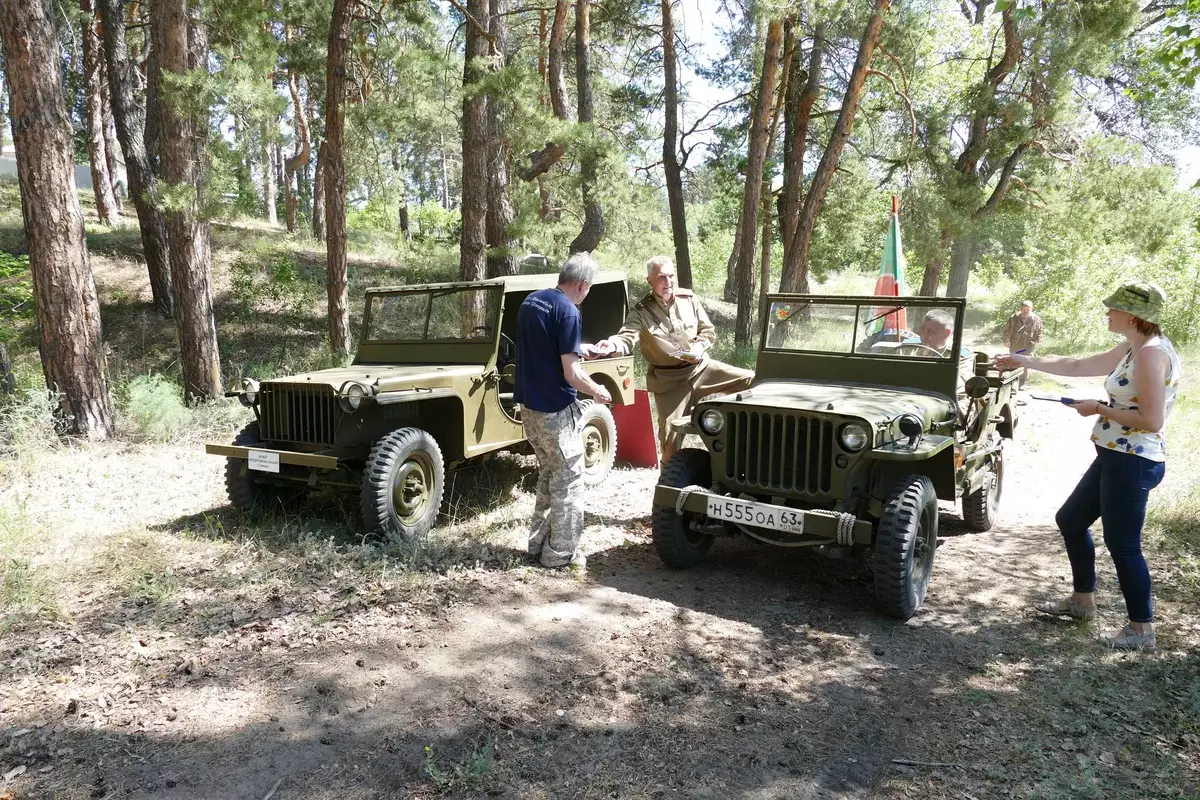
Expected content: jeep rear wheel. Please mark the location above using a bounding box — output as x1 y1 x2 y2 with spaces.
362 427 445 542
874 475 938 621
652 448 717 568
225 421 292 515
579 400 617 487
962 448 1004 532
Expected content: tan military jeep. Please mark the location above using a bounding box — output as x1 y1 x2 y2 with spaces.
652 295 1018 620
207 272 635 540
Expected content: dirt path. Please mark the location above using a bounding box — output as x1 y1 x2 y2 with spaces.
3 377 1197 799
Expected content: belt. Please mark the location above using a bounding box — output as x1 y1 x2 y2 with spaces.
650 362 693 370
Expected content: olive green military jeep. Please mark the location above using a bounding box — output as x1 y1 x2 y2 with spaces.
651 294 1018 620
207 272 635 540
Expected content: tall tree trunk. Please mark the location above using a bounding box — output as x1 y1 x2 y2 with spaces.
261 129 278 224
144 15 162 174
548 0 571 121
780 21 825 266
946 233 974 298
486 0 517 278
0 0 115 436
569 0 604 254
733 18 782 346
537 9 548 106
780 0 890 293
155 0 221 402
722 216 743 302
439 132 449 208
98 0 173 316
100 65 123 212
324 0 353 357
661 0 691 287
284 67 311 234
919 228 952 296
459 0 489 281
312 141 326 241
81 0 120 227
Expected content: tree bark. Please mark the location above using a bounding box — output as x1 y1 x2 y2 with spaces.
0 0 115 436
733 18 782 346
486 0 517 278
722 215 743 302
155 0 221 402
261 129 278 224
459 0 489 281
569 0 605 254
324 0 353 356
548 0 571 121
81 0 120 227
919 228 953 296
780 21 825 267
661 0 691 288
98 0 173 316
312 141 326 241
99 63 123 211
537 9 548 106
284 67 311 234
945 233 975 298
780 0 890 293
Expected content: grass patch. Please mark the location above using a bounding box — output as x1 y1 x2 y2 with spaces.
121 373 191 441
424 739 495 793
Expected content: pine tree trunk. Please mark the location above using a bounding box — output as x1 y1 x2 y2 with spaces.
548 0 571 121
312 141 326 241
459 0 489 281
661 0 691 288
144 18 162 173
81 0 120 227
484 0 517 278
99 65 123 212
284 67 311 234
155 0 221 402
780 21 825 273
0 0 115 437
324 0 353 357
722 216 743 302
919 228 953 295
569 0 605 254
946 233 974 298
733 18 782 347
97 0 173 316
780 0 889 293
262 129 278 224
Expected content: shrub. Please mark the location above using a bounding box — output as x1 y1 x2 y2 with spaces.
123 374 189 441
0 388 59 467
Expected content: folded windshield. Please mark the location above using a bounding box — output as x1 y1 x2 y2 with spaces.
766 300 968 361
365 287 500 343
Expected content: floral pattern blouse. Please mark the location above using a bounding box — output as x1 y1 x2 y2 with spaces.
1091 337 1181 462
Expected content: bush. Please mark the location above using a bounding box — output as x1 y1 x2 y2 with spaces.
0 388 59 467
411 201 459 242
123 374 189 441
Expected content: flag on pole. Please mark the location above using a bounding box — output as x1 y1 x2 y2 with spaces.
868 196 908 335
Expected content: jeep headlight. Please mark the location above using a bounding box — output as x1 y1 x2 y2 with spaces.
698 408 724 435
839 422 869 452
238 378 260 408
338 381 371 414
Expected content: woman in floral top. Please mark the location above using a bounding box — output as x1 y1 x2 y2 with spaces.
995 281 1181 652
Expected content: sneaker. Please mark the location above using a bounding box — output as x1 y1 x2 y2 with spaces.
542 553 587 571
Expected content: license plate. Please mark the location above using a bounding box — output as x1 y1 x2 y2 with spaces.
248 449 280 473
705 496 804 534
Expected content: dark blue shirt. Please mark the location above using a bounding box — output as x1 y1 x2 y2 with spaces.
514 287 582 413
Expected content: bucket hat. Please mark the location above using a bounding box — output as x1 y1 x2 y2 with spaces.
1102 280 1165 325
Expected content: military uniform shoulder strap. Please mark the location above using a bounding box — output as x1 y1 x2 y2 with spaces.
675 289 695 297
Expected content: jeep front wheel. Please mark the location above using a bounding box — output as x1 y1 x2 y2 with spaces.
962 448 1004 532
225 421 291 515
361 427 445 542
652 448 716 568
873 475 938 621
579 400 617 487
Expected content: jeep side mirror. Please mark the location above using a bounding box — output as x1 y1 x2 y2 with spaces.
965 375 990 399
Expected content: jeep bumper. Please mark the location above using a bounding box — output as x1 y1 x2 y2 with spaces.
205 444 340 470
652 485 874 544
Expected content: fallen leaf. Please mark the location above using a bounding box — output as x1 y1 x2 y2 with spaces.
2 764 26 781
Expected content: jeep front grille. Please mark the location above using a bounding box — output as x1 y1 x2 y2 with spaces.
259 382 339 446
724 410 834 494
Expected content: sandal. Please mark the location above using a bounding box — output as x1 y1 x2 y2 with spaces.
1034 597 1097 621
1103 625 1157 653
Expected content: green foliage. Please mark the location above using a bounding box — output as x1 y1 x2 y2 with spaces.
0 252 33 336
424 740 494 792
0 388 60 467
122 375 190 441
230 251 312 317
409 201 459 242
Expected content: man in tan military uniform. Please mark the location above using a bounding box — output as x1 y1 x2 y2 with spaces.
585 256 752 463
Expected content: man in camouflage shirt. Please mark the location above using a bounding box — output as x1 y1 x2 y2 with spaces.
1002 300 1044 388
586 256 752 463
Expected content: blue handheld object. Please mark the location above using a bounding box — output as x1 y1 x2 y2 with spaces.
1060 397 1076 405
1014 349 1027 354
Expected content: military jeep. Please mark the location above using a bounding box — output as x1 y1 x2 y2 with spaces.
207 271 635 540
651 294 1017 620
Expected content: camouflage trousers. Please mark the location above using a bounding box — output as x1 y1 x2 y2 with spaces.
523 403 585 568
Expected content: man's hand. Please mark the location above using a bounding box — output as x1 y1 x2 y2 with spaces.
582 340 616 359
591 384 613 404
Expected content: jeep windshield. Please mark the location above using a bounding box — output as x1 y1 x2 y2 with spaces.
766 299 968 361
364 287 501 343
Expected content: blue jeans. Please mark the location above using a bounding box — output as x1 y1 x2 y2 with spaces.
1055 446 1166 623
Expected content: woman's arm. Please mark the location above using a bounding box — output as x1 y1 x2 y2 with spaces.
996 343 1127 377
1072 347 1170 431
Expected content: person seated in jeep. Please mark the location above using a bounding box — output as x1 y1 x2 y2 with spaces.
903 309 972 360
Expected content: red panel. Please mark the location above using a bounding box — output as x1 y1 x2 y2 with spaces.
611 389 659 468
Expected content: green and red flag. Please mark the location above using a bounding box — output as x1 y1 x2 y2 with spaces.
868 196 908 335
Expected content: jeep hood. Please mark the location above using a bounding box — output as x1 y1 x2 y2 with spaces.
263 365 480 393
708 379 956 424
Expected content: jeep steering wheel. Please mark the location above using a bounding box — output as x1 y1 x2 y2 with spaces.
895 342 945 359
470 325 492 340
497 333 516 370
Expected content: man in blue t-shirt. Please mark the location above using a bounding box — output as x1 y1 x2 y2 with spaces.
515 253 612 569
